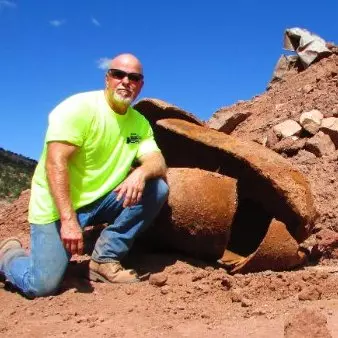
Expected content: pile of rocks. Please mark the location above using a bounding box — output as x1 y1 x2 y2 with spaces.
207 35 338 260
264 109 338 158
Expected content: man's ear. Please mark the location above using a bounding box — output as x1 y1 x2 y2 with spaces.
105 74 109 88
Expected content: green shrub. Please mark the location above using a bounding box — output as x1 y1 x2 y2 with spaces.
0 148 37 202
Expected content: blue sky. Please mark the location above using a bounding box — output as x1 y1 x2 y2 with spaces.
0 0 337 160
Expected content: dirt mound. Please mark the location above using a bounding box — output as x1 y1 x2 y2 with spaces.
0 189 30 248
209 52 338 261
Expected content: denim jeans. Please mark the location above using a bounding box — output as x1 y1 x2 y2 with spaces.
1 178 168 298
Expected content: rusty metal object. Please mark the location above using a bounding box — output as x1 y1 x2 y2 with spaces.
134 98 203 126
156 118 316 240
220 219 307 273
154 168 238 259
134 98 317 273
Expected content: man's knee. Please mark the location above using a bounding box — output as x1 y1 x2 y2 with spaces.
25 273 64 298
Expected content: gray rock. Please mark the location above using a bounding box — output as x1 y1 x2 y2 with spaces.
305 132 336 157
149 273 168 287
272 137 306 155
208 110 251 134
320 117 338 147
299 109 323 135
273 120 302 139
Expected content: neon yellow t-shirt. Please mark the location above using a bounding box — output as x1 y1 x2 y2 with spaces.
28 90 160 224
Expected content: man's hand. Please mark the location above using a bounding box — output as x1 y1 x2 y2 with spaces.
60 219 84 255
114 168 146 208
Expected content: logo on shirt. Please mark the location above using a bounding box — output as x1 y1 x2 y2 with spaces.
126 133 141 144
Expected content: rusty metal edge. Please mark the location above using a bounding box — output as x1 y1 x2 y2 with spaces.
156 118 317 238
134 98 204 126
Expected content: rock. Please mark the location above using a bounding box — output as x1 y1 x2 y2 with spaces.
315 229 338 258
321 117 338 128
299 109 323 135
299 235 317 253
241 298 253 307
207 110 252 134
204 266 215 272
316 229 338 243
298 286 322 301
273 120 302 139
296 149 317 163
302 84 314 94
332 107 338 117
230 289 242 302
149 273 168 287
272 137 306 155
220 276 233 290
266 129 280 148
320 117 338 147
305 132 336 157
269 54 299 85
191 270 209 282
160 285 171 295
284 308 332 338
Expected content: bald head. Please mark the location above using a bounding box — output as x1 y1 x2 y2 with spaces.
104 53 144 114
109 53 143 75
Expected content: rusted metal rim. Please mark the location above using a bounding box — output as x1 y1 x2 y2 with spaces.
156 118 316 241
134 98 204 126
220 219 307 274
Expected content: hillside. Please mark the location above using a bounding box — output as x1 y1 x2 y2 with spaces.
0 148 36 203
208 51 338 236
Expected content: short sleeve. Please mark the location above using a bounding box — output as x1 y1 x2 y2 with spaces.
136 124 161 159
46 94 92 147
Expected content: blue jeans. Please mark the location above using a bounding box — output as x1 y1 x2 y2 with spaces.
1 178 168 298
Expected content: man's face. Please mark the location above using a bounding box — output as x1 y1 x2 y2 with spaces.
105 63 144 106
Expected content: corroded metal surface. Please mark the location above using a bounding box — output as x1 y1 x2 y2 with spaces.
135 98 317 273
156 118 316 240
134 98 203 126
154 168 238 259
220 219 307 274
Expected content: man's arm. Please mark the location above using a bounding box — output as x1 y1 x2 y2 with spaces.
114 151 167 208
46 141 83 255
137 151 167 180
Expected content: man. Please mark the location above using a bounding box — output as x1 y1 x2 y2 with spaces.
0 53 169 298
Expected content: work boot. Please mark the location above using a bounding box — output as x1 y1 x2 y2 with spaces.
0 237 23 282
89 260 139 284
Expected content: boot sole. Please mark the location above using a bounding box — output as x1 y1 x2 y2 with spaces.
0 237 22 253
0 237 23 280
89 270 140 284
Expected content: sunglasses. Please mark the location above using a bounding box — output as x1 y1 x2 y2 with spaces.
108 68 144 82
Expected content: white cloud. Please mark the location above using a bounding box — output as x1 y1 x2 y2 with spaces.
49 19 66 27
97 57 111 70
0 1 17 9
91 17 100 27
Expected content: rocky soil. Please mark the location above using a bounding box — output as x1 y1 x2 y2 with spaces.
209 49 338 263
0 43 338 337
